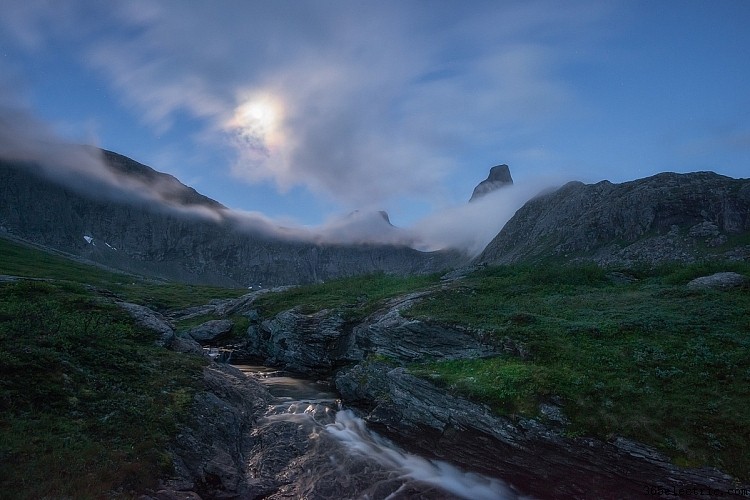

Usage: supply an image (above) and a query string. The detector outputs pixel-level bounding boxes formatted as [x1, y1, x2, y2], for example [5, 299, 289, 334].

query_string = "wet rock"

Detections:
[116, 301, 175, 347]
[687, 272, 747, 290]
[336, 362, 746, 500]
[244, 405, 472, 499]
[242, 291, 497, 373]
[164, 364, 271, 498]
[187, 320, 233, 343]
[253, 309, 354, 374]
[170, 335, 204, 355]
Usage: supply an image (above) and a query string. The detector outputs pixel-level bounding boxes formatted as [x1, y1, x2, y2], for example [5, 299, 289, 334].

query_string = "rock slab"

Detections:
[686, 272, 747, 290]
[187, 320, 233, 343]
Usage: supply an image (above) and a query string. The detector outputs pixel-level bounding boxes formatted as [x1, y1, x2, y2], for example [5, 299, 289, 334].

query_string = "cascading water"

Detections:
[236, 364, 526, 500]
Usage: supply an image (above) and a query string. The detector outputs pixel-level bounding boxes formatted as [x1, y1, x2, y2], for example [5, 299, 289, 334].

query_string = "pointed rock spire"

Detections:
[469, 164, 513, 202]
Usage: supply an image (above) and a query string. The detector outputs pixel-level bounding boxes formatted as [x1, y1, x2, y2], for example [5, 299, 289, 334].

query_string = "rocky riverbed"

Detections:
[131, 284, 748, 499]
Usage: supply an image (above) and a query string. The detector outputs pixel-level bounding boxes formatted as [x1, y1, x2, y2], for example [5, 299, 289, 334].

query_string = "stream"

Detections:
[234, 364, 526, 500]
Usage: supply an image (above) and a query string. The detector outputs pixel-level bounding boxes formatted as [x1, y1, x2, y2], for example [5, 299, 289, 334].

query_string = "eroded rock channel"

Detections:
[236, 364, 518, 499]
[141, 288, 747, 499]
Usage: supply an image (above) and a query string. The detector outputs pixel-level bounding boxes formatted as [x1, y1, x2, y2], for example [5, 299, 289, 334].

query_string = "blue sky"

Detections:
[1, 0, 749, 237]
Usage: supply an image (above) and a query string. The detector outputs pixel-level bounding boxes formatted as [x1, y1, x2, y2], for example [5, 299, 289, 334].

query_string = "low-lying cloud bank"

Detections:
[409, 182, 553, 255]
[1, 102, 552, 256]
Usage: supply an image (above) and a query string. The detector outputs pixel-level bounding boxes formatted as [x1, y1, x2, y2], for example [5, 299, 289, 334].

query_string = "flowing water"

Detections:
[235, 364, 524, 500]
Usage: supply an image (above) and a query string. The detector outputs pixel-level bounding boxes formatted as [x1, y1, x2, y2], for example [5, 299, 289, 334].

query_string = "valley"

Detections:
[1, 237, 748, 498]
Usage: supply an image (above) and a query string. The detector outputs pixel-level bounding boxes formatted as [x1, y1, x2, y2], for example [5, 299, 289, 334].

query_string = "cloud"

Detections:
[0, 0, 616, 255]
[0, 96, 109, 184]
[0, 95, 225, 221]
[1, 88, 562, 254]
[409, 180, 559, 256]
[0, 0, 609, 209]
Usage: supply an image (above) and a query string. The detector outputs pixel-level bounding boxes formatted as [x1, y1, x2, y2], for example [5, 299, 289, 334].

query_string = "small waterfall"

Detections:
[236, 364, 523, 500]
[327, 410, 516, 500]
[203, 347, 232, 363]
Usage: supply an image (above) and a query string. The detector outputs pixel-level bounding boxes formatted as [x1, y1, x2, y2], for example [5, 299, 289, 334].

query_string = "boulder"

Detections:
[169, 336, 204, 355]
[187, 319, 233, 343]
[116, 301, 175, 347]
[241, 291, 497, 374]
[252, 309, 354, 374]
[686, 272, 747, 290]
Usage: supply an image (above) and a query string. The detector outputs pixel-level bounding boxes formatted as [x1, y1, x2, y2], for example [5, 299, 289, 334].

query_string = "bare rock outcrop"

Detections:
[469, 164, 514, 202]
[686, 271, 747, 290]
[187, 320, 233, 343]
[241, 292, 497, 374]
[116, 301, 175, 347]
[161, 364, 272, 498]
[477, 171, 750, 266]
[336, 362, 746, 500]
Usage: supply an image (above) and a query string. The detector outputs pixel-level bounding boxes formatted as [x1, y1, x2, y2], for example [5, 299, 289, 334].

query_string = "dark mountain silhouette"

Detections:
[469, 164, 513, 202]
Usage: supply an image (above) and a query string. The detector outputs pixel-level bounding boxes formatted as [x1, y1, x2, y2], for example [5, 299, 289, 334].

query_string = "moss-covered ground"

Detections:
[406, 262, 750, 481]
[0, 280, 206, 498]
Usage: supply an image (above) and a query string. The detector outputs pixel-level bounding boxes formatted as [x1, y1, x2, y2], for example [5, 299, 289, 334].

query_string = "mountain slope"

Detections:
[477, 171, 750, 266]
[0, 151, 462, 286]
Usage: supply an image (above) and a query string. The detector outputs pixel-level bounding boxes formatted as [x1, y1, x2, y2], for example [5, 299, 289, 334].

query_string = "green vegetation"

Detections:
[0, 236, 129, 287]
[0, 280, 207, 498]
[0, 237, 246, 311]
[406, 262, 750, 480]
[3, 235, 749, 484]
[254, 271, 441, 320]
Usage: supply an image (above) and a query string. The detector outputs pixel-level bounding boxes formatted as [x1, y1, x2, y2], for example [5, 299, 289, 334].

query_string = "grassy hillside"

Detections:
[250, 257, 750, 480]
[3, 234, 749, 487]
[0, 238, 219, 497]
[406, 262, 750, 481]
[254, 271, 441, 320]
[0, 281, 208, 498]
[0, 236, 246, 311]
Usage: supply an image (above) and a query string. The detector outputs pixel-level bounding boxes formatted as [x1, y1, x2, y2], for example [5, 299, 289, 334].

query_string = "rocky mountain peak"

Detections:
[475, 170, 750, 266]
[469, 164, 513, 202]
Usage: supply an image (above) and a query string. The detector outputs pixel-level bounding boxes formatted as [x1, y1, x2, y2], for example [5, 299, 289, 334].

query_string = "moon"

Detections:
[228, 93, 285, 156]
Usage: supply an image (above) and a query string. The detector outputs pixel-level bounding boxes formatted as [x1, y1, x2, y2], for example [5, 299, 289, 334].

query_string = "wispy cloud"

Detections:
[0, 0, 616, 253]
[0, 0, 609, 208]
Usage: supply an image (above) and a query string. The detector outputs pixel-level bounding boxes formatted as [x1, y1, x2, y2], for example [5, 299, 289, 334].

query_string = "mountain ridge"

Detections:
[0, 151, 463, 286]
[476, 170, 750, 266]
